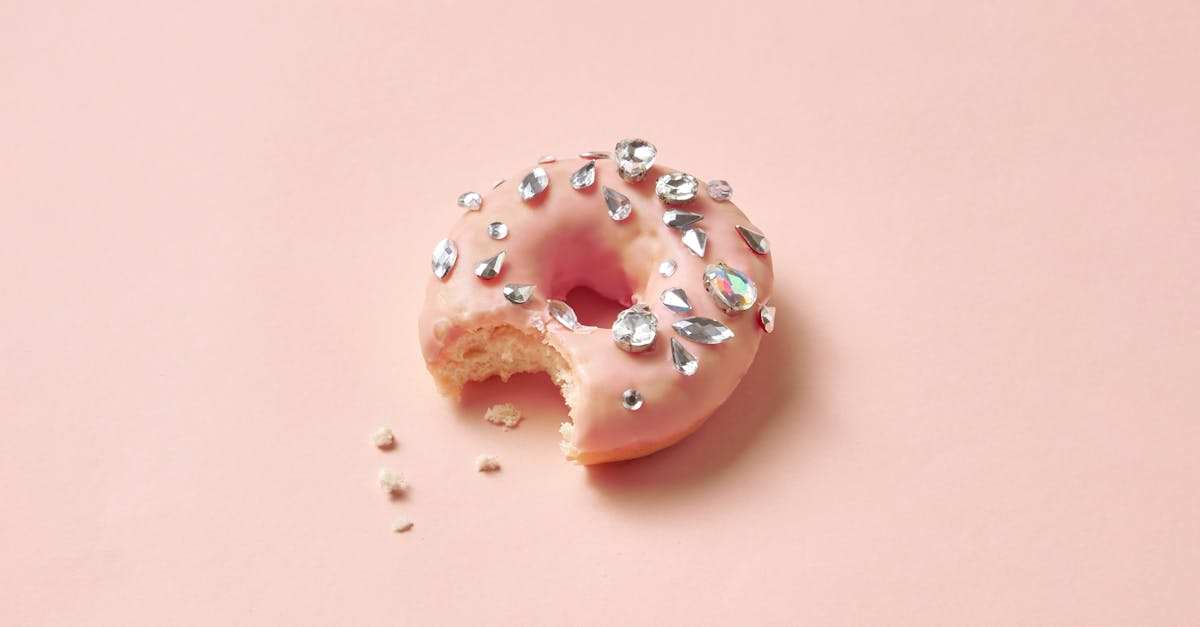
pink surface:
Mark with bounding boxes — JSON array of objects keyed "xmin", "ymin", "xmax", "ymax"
[{"xmin": 2, "ymin": 1, "xmax": 1199, "ymax": 625}]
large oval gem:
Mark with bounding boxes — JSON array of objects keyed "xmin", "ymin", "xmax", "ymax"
[{"xmin": 703, "ymin": 263, "xmax": 758, "ymax": 313}]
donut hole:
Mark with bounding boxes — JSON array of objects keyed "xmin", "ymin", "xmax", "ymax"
[{"xmin": 564, "ymin": 286, "xmax": 629, "ymax": 328}]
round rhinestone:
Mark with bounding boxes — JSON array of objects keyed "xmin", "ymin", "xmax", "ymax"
[
  {"xmin": 612, "ymin": 304, "xmax": 658, "ymax": 352},
  {"xmin": 655, "ymin": 172, "xmax": 698, "ymax": 205},
  {"xmin": 658, "ymin": 259, "xmax": 677, "ymax": 277},
  {"xmin": 487, "ymin": 222, "xmax": 508, "ymax": 239},
  {"xmin": 621, "ymin": 388, "xmax": 643, "ymax": 411},
  {"xmin": 457, "ymin": 191, "xmax": 482, "ymax": 211},
  {"xmin": 707, "ymin": 179, "xmax": 733, "ymax": 201},
  {"xmin": 614, "ymin": 138, "xmax": 657, "ymax": 182}
]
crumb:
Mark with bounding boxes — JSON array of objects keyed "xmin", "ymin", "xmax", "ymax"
[
  {"xmin": 484, "ymin": 403, "xmax": 523, "ymax": 430},
  {"xmin": 392, "ymin": 519, "xmax": 413, "ymax": 533},
  {"xmin": 378, "ymin": 468, "xmax": 407, "ymax": 493},
  {"xmin": 371, "ymin": 427, "xmax": 395, "ymax": 449},
  {"xmin": 475, "ymin": 454, "xmax": 501, "ymax": 472}
]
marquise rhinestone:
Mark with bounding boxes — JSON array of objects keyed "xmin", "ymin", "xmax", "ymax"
[
  {"xmin": 547, "ymin": 299, "xmax": 580, "ymax": 330},
  {"xmin": 537, "ymin": 154, "xmax": 556, "ymax": 164},
  {"xmin": 614, "ymin": 138, "xmax": 657, "ymax": 182},
  {"xmin": 658, "ymin": 259, "xmax": 677, "ymax": 277},
  {"xmin": 570, "ymin": 161, "xmax": 596, "ymax": 189},
  {"xmin": 736, "ymin": 225, "xmax": 770, "ymax": 255},
  {"xmin": 621, "ymin": 388, "xmax": 644, "ymax": 411},
  {"xmin": 707, "ymin": 179, "xmax": 732, "ymax": 201},
  {"xmin": 681, "ymin": 227, "xmax": 707, "ymax": 257},
  {"xmin": 457, "ymin": 191, "xmax": 482, "ymax": 211},
  {"xmin": 655, "ymin": 172, "xmax": 699, "ymax": 205},
  {"xmin": 579, "ymin": 151, "xmax": 611, "ymax": 160},
  {"xmin": 611, "ymin": 304, "xmax": 658, "ymax": 352},
  {"xmin": 759, "ymin": 305, "xmax": 776, "ymax": 333},
  {"xmin": 487, "ymin": 222, "xmax": 508, "ymax": 239},
  {"xmin": 431, "ymin": 238, "xmax": 457, "ymax": 280},
  {"xmin": 672, "ymin": 317, "xmax": 735, "ymax": 345},
  {"xmin": 663, "ymin": 209, "xmax": 704, "ymax": 230},
  {"xmin": 503, "ymin": 283, "xmax": 534, "ymax": 304},
  {"xmin": 474, "ymin": 251, "xmax": 506, "ymax": 280},
  {"xmin": 603, "ymin": 186, "xmax": 633, "ymax": 221},
  {"xmin": 660, "ymin": 288, "xmax": 693, "ymax": 313},
  {"xmin": 669, "ymin": 337, "xmax": 698, "ymax": 376},
  {"xmin": 703, "ymin": 262, "xmax": 758, "ymax": 313},
  {"xmin": 518, "ymin": 167, "xmax": 549, "ymax": 201}
]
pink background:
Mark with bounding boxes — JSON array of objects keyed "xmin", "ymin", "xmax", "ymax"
[{"xmin": 3, "ymin": 1, "xmax": 1199, "ymax": 624}]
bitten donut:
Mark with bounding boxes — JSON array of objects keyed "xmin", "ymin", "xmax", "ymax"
[{"xmin": 419, "ymin": 139, "xmax": 775, "ymax": 464}]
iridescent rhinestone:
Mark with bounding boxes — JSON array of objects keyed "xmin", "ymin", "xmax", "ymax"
[
  {"xmin": 487, "ymin": 222, "xmax": 508, "ymax": 239},
  {"xmin": 579, "ymin": 151, "xmax": 611, "ymax": 160},
  {"xmin": 703, "ymin": 262, "xmax": 758, "ymax": 313},
  {"xmin": 537, "ymin": 154, "xmax": 556, "ymax": 164},
  {"xmin": 707, "ymin": 179, "xmax": 733, "ymax": 201},
  {"xmin": 663, "ymin": 209, "xmax": 704, "ymax": 230},
  {"xmin": 570, "ymin": 161, "xmax": 596, "ymax": 189},
  {"xmin": 660, "ymin": 288, "xmax": 693, "ymax": 313},
  {"xmin": 655, "ymin": 172, "xmax": 698, "ymax": 205},
  {"xmin": 621, "ymin": 388, "xmax": 643, "ymax": 411},
  {"xmin": 669, "ymin": 337, "xmax": 698, "ymax": 376},
  {"xmin": 431, "ymin": 238, "xmax": 457, "ymax": 280},
  {"xmin": 658, "ymin": 259, "xmax": 677, "ymax": 277},
  {"xmin": 474, "ymin": 251, "xmax": 506, "ymax": 280},
  {"xmin": 503, "ymin": 283, "xmax": 534, "ymax": 304},
  {"xmin": 603, "ymin": 186, "xmax": 632, "ymax": 221},
  {"xmin": 491, "ymin": 178, "xmax": 505, "ymax": 189},
  {"xmin": 611, "ymin": 304, "xmax": 658, "ymax": 352},
  {"xmin": 759, "ymin": 305, "xmax": 776, "ymax": 333},
  {"xmin": 736, "ymin": 225, "xmax": 770, "ymax": 255},
  {"xmin": 457, "ymin": 191, "xmax": 482, "ymax": 211},
  {"xmin": 672, "ymin": 317, "xmax": 735, "ymax": 345},
  {"xmin": 518, "ymin": 167, "xmax": 549, "ymax": 201},
  {"xmin": 614, "ymin": 138, "xmax": 657, "ymax": 182},
  {"xmin": 547, "ymin": 299, "xmax": 579, "ymax": 330},
  {"xmin": 681, "ymin": 227, "xmax": 707, "ymax": 257}
]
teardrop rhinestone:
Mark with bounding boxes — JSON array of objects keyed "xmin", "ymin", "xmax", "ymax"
[
  {"xmin": 579, "ymin": 151, "xmax": 611, "ymax": 160},
  {"xmin": 736, "ymin": 225, "xmax": 770, "ymax": 255},
  {"xmin": 547, "ymin": 299, "xmax": 579, "ymax": 330},
  {"xmin": 663, "ymin": 209, "xmax": 704, "ymax": 230},
  {"xmin": 518, "ymin": 167, "xmax": 549, "ymax": 201},
  {"xmin": 537, "ymin": 154, "xmax": 556, "ymax": 164},
  {"xmin": 669, "ymin": 337, "xmax": 698, "ymax": 376},
  {"xmin": 603, "ymin": 186, "xmax": 633, "ymax": 221},
  {"xmin": 503, "ymin": 283, "xmax": 535, "ymax": 304},
  {"xmin": 655, "ymin": 172, "xmax": 699, "ymax": 205},
  {"xmin": 487, "ymin": 222, "xmax": 508, "ymax": 239},
  {"xmin": 703, "ymin": 263, "xmax": 758, "ymax": 313},
  {"xmin": 658, "ymin": 259, "xmax": 677, "ymax": 277},
  {"xmin": 611, "ymin": 304, "xmax": 658, "ymax": 352},
  {"xmin": 660, "ymin": 288, "xmax": 693, "ymax": 313},
  {"xmin": 759, "ymin": 305, "xmax": 776, "ymax": 333},
  {"xmin": 431, "ymin": 238, "xmax": 458, "ymax": 280},
  {"xmin": 706, "ymin": 179, "xmax": 732, "ymax": 201},
  {"xmin": 614, "ymin": 138, "xmax": 657, "ymax": 182},
  {"xmin": 474, "ymin": 251, "xmax": 506, "ymax": 280},
  {"xmin": 457, "ymin": 191, "xmax": 482, "ymax": 211},
  {"xmin": 621, "ymin": 388, "xmax": 644, "ymax": 411},
  {"xmin": 672, "ymin": 317, "xmax": 735, "ymax": 345},
  {"xmin": 570, "ymin": 161, "xmax": 596, "ymax": 189},
  {"xmin": 681, "ymin": 227, "xmax": 707, "ymax": 257}
]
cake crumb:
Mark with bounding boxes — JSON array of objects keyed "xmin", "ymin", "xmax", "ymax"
[
  {"xmin": 392, "ymin": 519, "xmax": 413, "ymax": 533},
  {"xmin": 484, "ymin": 403, "xmax": 523, "ymax": 430},
  {"xmin": 378, "ymin": 468, "xmax": 407, "ymax": 493},
  {"xmin": 371, "ymin": 427, "xmax": 395, "ymax": 449},
  {"xmin": 475, "ymin": 454, "xmax": 501, "ymax": 472}
]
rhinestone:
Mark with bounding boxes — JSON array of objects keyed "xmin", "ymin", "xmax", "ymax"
[
  {"xmin": 658, "ymin": 259, "xmax": 677, "ymax": 277},
  {"xmin": 663, "ymin": 209, "xmax": 704, "ymax": 230},
  {"xmin": 579, "ymin": 151, "xmax": 611, "ymax": 160},
  {"xmin": 537, "ymin": 154, "xmax": 556, "ymax": 164},
  {"xmin": 431, "ymin": 238, "xmax": 457, "ymax": 280},
  {"xmin": 503, "ymin": 283, "xmax": 534, "ymax": 304},
  {"xmin": 487, "ymin": 222, "xmax": 508, "ymax": 239},
  {"xmin": 655, "ymin": 172, "xmax": 698, "ymax": 205},
  {"xmin": 759, "ymin": 305, "xmax": 776, "ymax": 333},
  {"xmin": 603, "ymin": 186, "xmax": 633, "ymax": 221},
  {"xmin": 474, "ymin": 251, "xmax": 506, "ymax": 280},
  {"xmin": 570, "ymin": 161, "xmax": 596, "ymax": 189},
  {"xmin": 681, "ymin": 227, "xmax": 707, "ymax": 257},
  {"xmin": 614, "ymin": 138, "xmax": 657, "ymax": 182},
  {"xmin": 611, "ymin": 304, "xmax": 658, "ymax": 352},
  {"xmin": 736, "ymin": 225, "xmax": 770, "ymax": 255},
  {"xmin": 660, "ymin": 288, "xmax": 693, "ymax": 313},
  {"xmin": 703, "ymin": 263, "xmax": 758, "ymax": 313},
  {"xmin": 547, "ymin": 299, "xmax": 579, "ymax": 330},
  {"xmin": 491, "ymin": 178, "xmax": 505, "ymax": 189},
  {"xmin": 707, "ymin": 179, "xmax": 733, "ymax": 201},
  {"xmin": 621, "ymin": 388, "xmax": 644, "ymax": 411},
  {"xmin": 669, "ymin": 337, "xmax": 698, "ymax": 376},
  {"xmin": 518, "ymin": 167, "xmax": 549, "ymax": 201},
  {"xmin": 672, "ymin": 317, "xmax": 735, "ymax": 344},
  {"xmin": 457, "ymin": 191, "xmax": 482, "ymax": 211}
]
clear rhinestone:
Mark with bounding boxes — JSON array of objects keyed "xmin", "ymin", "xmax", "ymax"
[
  {"xmin": 655, "ymin": 172, "xmax": 698, "ymax": 205},
  {"xmin": 431, "ymin": 238, "xmax": 457, "ymax": 280},
  {"xmin": 707, "ymin": 179, "xmax": 733, "ymax": 201},
  {"xmin": 570, "ymin": 161, "xmax": 596, "ymax": 189},
  {"xmin": 503, "ymin": 283, "xmax": 534, "ymax": 304},
  {"xmin": 537, "ymin": 154, "xmax": 556, "ymax": 164},
  {"xmin": 487, "ymin": 222, "xmax": 508, "ymax": 239},
  {"xmin": 669, "ymin": 337, "xmax": 698, "ymax": 376},
  {"xmin": 474, "ymin": 251, "xmax": 506, "ymax": 280},
  {"xmin": 621, "ymin": 388, "xmax": 644, "ymax": 411},
  {"xmin": 457, "ymin": 191, "xmax": 482, "ymax": 211},
  {"xmin": 703, "ymin": 263, "xmax": 758, "ymax": 313},
  {"xmin": 663, "ymin": 209, "xmax": 704, "ymax": 230},
  {"xmin": 603, "ymin": 186, "xmax": 633, "ymax": 221},
  {"xmin": 614, "ymin": 138, "xmax": 657, "ymax": 182},
  {"xmin": 681, "ymin": 227, "xmax": 707, "ymax": 257},
  {"xmin": 611, "ymin": 304, "xmax": 658, "ymax": 352},
  {"xmin": 491, "ymin": 178, "xmax": 505, "ymax": 189},
  {"xmin": 547, "ymin": 299, "xmax": 579, "ymax": 330},
  {"xmin": 518, "ymin": 167, "xmax": 549, "ymax": 201},
  {"xmin": 672, "ymin": 317, "xmax": 735, "ymax": 344},
  {"xmin": 759, "ymin": 305, "xmax": 776, "ymax": 333},
  {"xmin": 658, "ymin": 259, "xmax": 677, "ymax": 277},
  {"xmin": 660, "ymin": 288, "xmax": 693, "ymax": 313},
  {"xmin": 736, "ymin": 225, "xmax": 770, "ymax": 255},
  {"xmin": 579, "ymin": 151, "xmax": 611, "ymax": 160}
]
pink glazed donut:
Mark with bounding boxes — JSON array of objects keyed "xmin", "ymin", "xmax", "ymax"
[{"xmin": 419, "ymin": 139, "xmax": 775, "ymax": 464}]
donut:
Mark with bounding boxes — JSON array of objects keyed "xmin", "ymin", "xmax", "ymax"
[{"xmin": 419, "ymin": 139, "xmax": 775, "ymax": 464}]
